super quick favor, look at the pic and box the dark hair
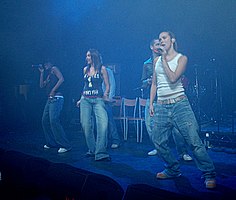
[166,31,178,51]
[86,49,103,73]
[150,38,159,47]
[44,61,54,70]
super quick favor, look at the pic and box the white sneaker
[182,154,193,161]
[58,148,70,153]
[111,144,119,149]
[44,145,50,149]
[148,149,158,156]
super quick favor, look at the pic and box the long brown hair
[86,49,102,74]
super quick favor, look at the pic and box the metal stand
[210,58,222,134]
[140,88,144,99]
[192,65,211,129]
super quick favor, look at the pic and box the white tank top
[155,53,185,100]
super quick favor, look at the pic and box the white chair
[123,98,140,142]
[112,97,126,138]
[138,97,147,143]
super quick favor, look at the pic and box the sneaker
[58,148,71,153]
[44,144,50,149]
[182,154,193,161]
[111,144,119,149]
[205,179,216,189]
[148,149,158,156]
[156,171,181,179]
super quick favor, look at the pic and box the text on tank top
[83,72,103,98]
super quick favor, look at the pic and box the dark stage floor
[0,124,236,199]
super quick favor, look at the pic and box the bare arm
[39,67,46,88]
[101,66,110,98]
[162,55,188,83]
[76,66,87,107]
[149,58,158,116]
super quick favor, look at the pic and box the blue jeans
[145,99,154,138]
[172,127,189,158]
[80,96,109,160]
[146,100,189,157]
[152,97,216,179]
[42,97,71,149]
[105,102,121,145]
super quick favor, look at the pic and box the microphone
[32,64,43,68]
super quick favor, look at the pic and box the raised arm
[39,67,46,88]
[162,54,188,83]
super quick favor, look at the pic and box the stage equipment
[187,61,223,134]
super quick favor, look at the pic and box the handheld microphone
[32,64,43,68]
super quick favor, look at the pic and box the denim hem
[95,155,110,161]
[201,171,217,179]
[162,169,182,177]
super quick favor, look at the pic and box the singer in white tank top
[149,31,216,189]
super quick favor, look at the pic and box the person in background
[141,38,192,161]
[149,31,216,189]
[77,49,111,162]
[102,66,121,149]
[39,62,71,153]
[141,38,159,156]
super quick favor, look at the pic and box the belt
[157,95,186,105]
[49,96,64,100]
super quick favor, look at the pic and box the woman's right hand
[149,104,154,117]
[76,100,81,108]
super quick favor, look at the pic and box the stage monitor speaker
[0,150,51,187]
[0,150,124,200]
[123,184,193,200]
[45,162,89,199]
[0,148,6,157]
[0,150,52,199]
[80,173,124,200]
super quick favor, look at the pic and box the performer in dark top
[39,62,71,153]
[77,49,111,161]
